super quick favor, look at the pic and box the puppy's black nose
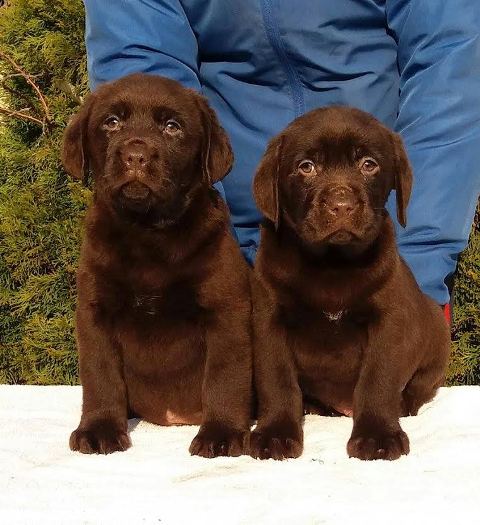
[121,140,150,170]
[325,187,359,217]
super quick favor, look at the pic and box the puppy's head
[254,107,412,247]
[62,73,233,227]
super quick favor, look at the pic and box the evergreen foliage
[0,0,89,384]
[0,0,478,384]
[448,210,480,385]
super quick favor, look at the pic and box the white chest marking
[323,310,346,322]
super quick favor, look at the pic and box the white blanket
[0,385,479,524]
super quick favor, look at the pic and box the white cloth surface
[0,385,479,524]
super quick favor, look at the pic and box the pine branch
[0,106,44,126]
[0,80,37,109]
[0,49,52,126]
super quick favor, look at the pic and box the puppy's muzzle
[324,186,359,218]
[121,138,152,170]
[115,139,156,212]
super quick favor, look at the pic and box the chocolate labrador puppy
[250,107,450,461]
[63,74,252,457]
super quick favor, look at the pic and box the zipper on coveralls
[260,0,306,117]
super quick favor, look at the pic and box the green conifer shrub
[0,0,89,384]
[448,210,480,385]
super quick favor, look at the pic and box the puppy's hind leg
[402,320,450,416]
[303,397,343,417]
[401,363,447,416]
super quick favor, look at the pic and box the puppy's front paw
[189,422,249,458]
[347,428,409,461]
[70,419,131,455]
[249,420,303,460]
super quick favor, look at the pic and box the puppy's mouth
[301,212,377,246]
[110,180,190,228]
[325,229,357,245]
[121,180,151,201]
[324,216,365,244]
[115,181,155,213]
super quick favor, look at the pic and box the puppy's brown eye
[103,115,121,131]
[298,160,316,175]
[164,119,181,134]
[360,157,379,174]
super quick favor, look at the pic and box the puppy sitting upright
[251,107,450,461]
[63,74,252,457]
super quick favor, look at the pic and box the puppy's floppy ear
[62,94,95,183]
[253,134,283,229]
[391,132,413,228]
[194,93,234,184]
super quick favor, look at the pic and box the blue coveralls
[83,0,480,305]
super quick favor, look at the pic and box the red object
[443,303,451,325]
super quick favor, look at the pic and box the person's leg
[387,175,477,311]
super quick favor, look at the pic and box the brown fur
[250,107,450,461]
[63,74,252,457]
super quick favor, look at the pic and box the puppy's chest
[279,301,369,333]
[106,267,207,323]
[129,281,204,321]
[279,303,368,364]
